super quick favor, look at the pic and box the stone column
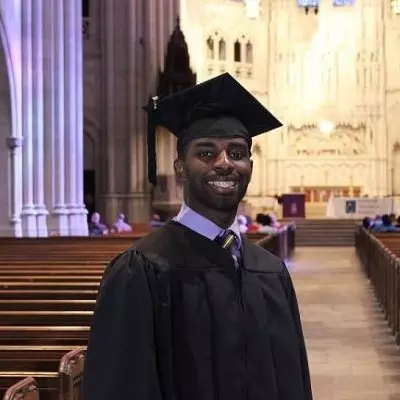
[100,0,117,223]
[21,0,38,237]
[6,137,23,237]
[32,0,48,237]
[43,0,69,235]
[125,0,150,222]
[63,0,83,235]
[74,0,88,234]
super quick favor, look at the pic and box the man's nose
[214,150,233,169]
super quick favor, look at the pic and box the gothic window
[218,39,226,61]
[234,40,241,62]
[392,0,400,14]
[82,0,90,17]
[245,41,253,63]
[207,37,215,59]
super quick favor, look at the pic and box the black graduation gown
[82,221,313,400]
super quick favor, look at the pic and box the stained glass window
[297,0,319,6]
[332,0,355,5]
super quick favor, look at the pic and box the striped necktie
[215,230,242,268]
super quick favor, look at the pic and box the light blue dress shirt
[173,203,241,245]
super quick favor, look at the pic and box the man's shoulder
[134,224,177,252]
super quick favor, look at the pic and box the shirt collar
[173,203,241,244]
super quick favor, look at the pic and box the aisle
[289,247,400,400]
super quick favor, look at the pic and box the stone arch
[0,15,19,236]
[83,116,101,219]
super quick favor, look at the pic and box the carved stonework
[288,124,367,157]
[393,141,400,153]
[157,17,196,97]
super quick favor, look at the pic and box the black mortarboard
[143,72,282,186]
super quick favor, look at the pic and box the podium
[282,193,306,218]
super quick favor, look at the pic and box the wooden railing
[355,227,400,344]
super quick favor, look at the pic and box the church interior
[1,0,400,398]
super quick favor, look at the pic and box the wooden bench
[0,290,98,300]
[0,311,93,326]
[59,348,86,400]
[0,327,89,346]
[0,345,79,371]
[0,224,295,399]
[0,373,58,400]
[2,376,39,400]
[0,300,96,312]
[355,227,400,345]
[0,348,86,400]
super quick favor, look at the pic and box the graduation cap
[143,72,282,186]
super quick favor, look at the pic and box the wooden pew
[0,223,296,399]
[0,290,98,300]
[0,311,92,326]
[59,348,86,400]
[0,300,96,312]
[0,327,89,346]
[0,373,58,400]
[355,227,400,345]
[2,377,39,400]
[0,345,79,371]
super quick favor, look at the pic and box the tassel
[147,96,159,186]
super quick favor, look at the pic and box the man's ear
[249,159,254,182]
[174,158,187,184]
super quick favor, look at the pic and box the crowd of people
[362,213,400,232]
[88,209,283,237]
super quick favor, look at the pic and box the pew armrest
[3,377,39,400]
[58,347,86,400]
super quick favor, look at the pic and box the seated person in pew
[258,214,278,234]
[361,217,371,230]
[111,213,132,233]
[149,213,165,228]
[88,212,108,236]
[82,73,312,400]
[371,214,398,233]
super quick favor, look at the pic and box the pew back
[3,377,39,400]
[59,348,86,400]
[0,223,295,399]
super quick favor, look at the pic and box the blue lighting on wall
[297,0,319,5]
[333,0,355,5]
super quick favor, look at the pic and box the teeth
[209,181,235,188]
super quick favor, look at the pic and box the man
[82,73,313,400]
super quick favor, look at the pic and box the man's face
[174,137,253,213]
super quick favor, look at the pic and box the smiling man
[82,73,313,400]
